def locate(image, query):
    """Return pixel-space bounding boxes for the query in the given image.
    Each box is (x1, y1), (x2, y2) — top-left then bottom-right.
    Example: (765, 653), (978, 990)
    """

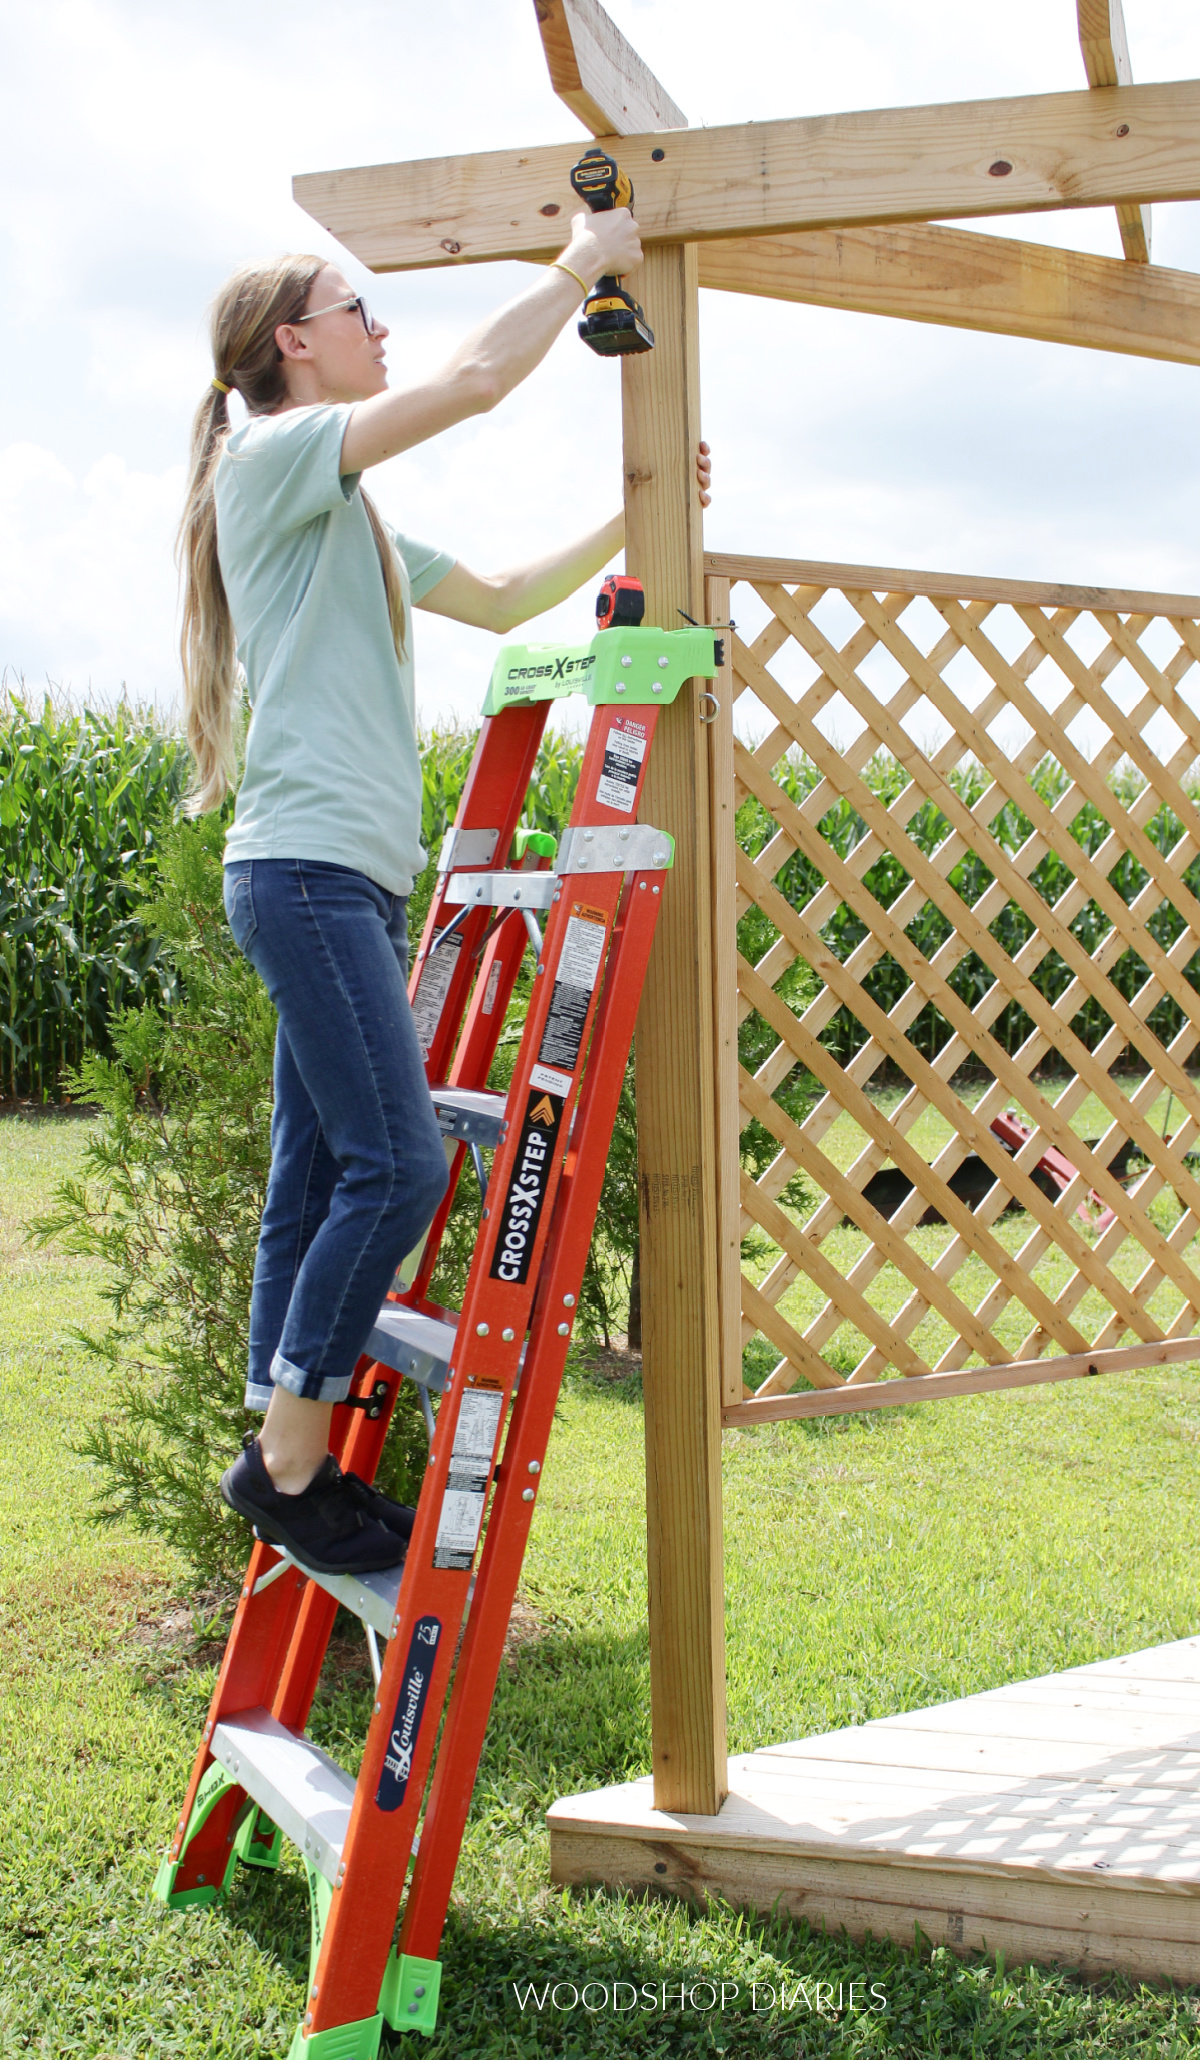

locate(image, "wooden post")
(622, 243), (727, 1816)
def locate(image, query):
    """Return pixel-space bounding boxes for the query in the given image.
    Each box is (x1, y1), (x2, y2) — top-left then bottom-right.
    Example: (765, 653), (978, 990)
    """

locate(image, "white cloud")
(0, 443), (183, 706)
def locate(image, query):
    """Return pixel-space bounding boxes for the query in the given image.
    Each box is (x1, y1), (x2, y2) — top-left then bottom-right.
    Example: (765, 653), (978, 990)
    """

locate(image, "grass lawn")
(3, 1114), (1200, 2057)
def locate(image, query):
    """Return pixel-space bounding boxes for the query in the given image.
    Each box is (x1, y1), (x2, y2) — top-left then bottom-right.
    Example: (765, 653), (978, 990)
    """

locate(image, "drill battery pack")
(579, 286), (654, 356)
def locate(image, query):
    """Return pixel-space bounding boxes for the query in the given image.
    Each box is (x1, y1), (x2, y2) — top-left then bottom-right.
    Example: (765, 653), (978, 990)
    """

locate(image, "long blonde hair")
(178, 253), (407, 813)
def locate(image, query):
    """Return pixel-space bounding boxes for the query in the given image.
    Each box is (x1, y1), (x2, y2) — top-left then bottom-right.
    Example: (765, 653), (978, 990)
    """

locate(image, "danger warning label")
(411, 933), (461, 1061)
(432, 1390), (504, 1570)
(537, 905), (607, 1074)
(596, 720), (647, 814)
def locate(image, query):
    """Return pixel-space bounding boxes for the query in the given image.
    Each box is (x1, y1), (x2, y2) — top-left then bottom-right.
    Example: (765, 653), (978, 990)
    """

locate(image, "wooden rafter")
(534, 0), (686, 136)
(698, 225), (1200, 365)
(293, 77), (1200, 273)
(1077, 0), (1152, 260)
(535, 0), (1193, 368)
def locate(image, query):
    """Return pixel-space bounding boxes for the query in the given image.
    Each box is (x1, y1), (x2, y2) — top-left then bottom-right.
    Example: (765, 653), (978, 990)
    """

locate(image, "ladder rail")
(398, 870), (662, 1959)
(306, 695), (661, 2033)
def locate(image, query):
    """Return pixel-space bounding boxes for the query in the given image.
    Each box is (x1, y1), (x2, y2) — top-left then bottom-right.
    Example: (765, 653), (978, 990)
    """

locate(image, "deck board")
(548, 1637), (1200, 1981)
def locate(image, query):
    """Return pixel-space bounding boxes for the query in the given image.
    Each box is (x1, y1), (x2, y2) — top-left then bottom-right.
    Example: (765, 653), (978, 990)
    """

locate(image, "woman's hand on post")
(561, 207), (643, 286)
(697, 440), (712, 508)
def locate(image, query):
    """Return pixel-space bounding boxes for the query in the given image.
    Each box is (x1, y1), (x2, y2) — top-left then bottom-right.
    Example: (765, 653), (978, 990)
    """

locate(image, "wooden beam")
(702, 551), (1200, 617)
(697, 221), (1200, 364)
(293, 78), (1200, 273)
(721, 1336), (1200, 1425)
(625, 245), (727, 1817)
(534, 2), (1184, 370)
(1077, 0), (1152, 260)
(533, 0), (686, 137)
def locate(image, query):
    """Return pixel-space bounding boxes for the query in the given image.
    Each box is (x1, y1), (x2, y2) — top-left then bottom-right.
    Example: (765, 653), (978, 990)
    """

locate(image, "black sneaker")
(220, 1437), (405, 1576)
(344, 1473), (416, 1543)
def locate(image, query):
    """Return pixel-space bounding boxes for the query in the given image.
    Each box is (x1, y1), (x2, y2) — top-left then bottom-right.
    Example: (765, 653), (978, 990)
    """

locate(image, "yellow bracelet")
(551, 260), (590, 298)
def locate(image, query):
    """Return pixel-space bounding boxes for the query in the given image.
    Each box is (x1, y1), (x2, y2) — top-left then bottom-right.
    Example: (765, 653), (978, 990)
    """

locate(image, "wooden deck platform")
(548, 1638), (1200, 1982)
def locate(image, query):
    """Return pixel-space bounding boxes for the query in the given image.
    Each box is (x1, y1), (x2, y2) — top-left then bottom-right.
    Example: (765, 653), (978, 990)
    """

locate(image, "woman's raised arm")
(339, 209), (642, 475)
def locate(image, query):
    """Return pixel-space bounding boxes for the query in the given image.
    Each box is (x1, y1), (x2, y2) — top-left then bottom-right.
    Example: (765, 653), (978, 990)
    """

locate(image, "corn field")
(0, 693), (185, 1099)
(0, 700), (586, 1104)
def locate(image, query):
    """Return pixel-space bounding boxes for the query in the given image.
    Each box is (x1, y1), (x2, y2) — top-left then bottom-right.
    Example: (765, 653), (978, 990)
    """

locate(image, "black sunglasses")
(294, 294), (382, 338)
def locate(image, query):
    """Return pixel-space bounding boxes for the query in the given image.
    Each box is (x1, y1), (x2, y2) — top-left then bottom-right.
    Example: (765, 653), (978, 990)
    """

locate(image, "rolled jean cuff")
(244, 1378), (275, 1413)
(269, 1349), (354, 1406)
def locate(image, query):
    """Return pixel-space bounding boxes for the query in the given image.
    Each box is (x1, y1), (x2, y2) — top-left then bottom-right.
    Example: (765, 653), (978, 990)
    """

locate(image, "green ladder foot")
(233, 1805), (282, 1870)
(153, 1762), (245, 1908)
(285, 2016), (383, 2060)
(380, 1953), (441, 2036)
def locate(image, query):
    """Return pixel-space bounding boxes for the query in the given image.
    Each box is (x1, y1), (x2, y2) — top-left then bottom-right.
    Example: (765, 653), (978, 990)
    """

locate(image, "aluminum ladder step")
(429, 1085), (506, 1148)
(254, 1543), (405, 1642)
(209, 1708), (356, 1884)
(366, 1305), (458, 1393)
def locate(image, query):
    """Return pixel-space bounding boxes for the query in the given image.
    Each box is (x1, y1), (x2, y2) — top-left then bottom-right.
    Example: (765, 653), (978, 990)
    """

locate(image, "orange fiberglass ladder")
(152, 599), (721, 2060)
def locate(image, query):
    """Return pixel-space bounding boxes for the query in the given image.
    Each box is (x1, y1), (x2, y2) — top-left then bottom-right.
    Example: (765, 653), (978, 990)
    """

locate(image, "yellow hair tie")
(211, 376), (232, 395)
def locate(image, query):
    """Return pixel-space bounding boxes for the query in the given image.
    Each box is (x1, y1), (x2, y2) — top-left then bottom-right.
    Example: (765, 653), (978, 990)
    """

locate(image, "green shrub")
(0, 690), (185, 1099)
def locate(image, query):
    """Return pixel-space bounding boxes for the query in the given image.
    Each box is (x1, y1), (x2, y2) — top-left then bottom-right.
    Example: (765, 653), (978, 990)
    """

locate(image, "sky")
(3, 0), (1200, 733)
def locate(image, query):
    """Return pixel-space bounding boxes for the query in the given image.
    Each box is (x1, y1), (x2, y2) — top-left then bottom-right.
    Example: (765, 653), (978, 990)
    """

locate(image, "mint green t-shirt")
(217, 402), (454, 895)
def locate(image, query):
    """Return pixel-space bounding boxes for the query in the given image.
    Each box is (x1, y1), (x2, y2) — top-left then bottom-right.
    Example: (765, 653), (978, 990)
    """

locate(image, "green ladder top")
(481, 622), (720, 714)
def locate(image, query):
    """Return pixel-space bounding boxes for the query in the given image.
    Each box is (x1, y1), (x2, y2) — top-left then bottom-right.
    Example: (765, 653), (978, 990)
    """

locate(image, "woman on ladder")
(179, 216), (711, 1578)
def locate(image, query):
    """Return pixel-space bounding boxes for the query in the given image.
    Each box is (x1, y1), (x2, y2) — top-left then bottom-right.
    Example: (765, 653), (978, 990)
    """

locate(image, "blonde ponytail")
(178, 254), (407, 814)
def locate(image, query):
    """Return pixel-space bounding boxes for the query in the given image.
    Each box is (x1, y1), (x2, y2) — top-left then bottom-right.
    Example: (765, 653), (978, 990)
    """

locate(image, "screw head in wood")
(477, 1322), (489, 1336)
(522, 1488), (535, 1501)
(502, 1327), (514, 1341)
(563, 1294), (575, 1306)
(558, 1322), (570, 1335)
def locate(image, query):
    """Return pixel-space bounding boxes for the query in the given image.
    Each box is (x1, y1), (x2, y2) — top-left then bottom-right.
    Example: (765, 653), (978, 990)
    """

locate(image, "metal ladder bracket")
(557, 822), (674, 875)
(436, 825), (500, 872)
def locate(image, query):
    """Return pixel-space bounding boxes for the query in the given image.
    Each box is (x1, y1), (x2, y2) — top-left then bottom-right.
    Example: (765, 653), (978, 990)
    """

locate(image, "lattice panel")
(705, 557), (1200, 1415)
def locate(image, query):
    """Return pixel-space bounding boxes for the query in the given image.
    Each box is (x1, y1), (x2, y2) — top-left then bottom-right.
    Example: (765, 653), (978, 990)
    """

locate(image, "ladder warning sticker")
(489, 1078), (568, 1286)
(411, 933), (462, 1060)
(432, 1390), (505, 1569)
(595, 720), (647, 814)
(376, 1613), (442, 1811)
(481, 959), (503, 1016)
(536, 905), (607, 1074)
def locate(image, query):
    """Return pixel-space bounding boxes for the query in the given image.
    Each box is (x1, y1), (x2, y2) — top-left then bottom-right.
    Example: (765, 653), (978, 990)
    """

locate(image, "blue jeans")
(224, 859), (448, 1410)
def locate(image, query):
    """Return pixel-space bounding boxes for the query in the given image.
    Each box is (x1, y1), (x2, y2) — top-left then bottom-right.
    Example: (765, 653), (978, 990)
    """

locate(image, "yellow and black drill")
(569, 147), (654, 357)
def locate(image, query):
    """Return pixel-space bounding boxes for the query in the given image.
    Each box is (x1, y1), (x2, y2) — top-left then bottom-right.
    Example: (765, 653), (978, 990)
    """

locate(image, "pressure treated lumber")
(534, 0), (686, 138)
(539, 0), (1186, 372)
(550, 1638), (1200, 1981)
(623, 244), (726, 1818)
(722, 1336), (1200, 1423)
(697, 223), (1200, 363)
(1077, 0), (1151, 259)
(703, 552), (1200, 616)
(293, 79), (1200, 274)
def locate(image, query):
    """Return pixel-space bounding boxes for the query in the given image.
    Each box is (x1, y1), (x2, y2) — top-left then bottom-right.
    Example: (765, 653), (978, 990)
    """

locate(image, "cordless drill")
(569, 148), (654, 357)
